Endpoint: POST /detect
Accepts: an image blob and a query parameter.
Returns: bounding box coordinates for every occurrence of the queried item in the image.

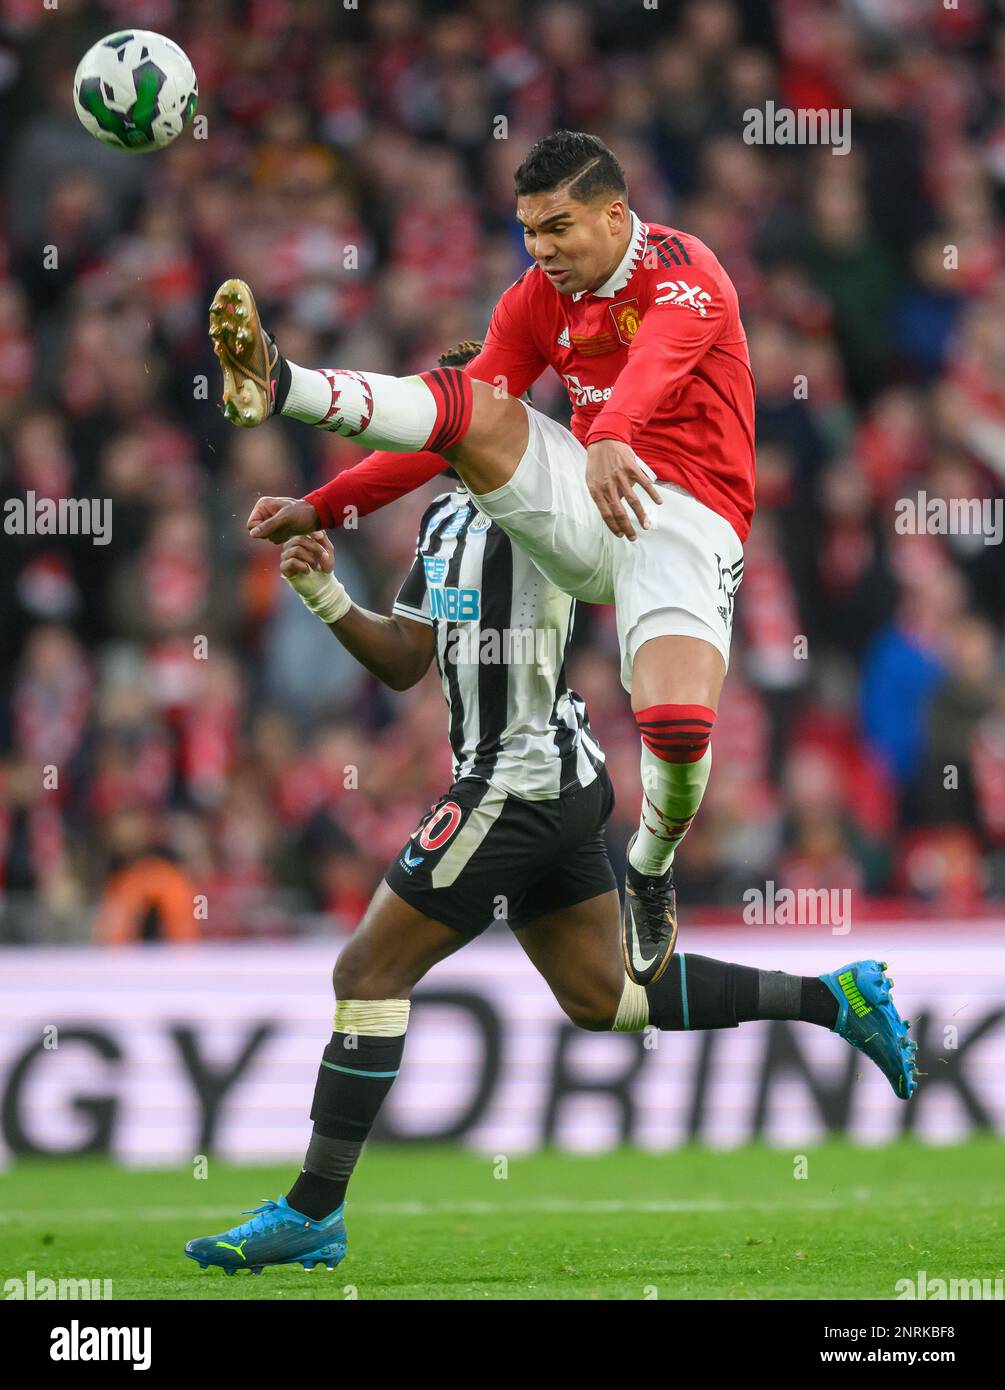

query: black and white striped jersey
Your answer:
[392,488,605,801]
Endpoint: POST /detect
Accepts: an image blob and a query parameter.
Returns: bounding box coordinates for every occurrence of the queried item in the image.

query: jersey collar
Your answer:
[572,210,648,302]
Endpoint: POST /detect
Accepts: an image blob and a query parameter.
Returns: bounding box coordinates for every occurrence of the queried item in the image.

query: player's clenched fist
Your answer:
[279,531,335,582]
[279,530,353,626]
[247,495,320,543]
[585,439,662,541]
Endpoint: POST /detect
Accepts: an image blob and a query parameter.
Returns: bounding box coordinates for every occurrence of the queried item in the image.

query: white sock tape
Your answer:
[334,999,411,1036]
[612,976,650,1032]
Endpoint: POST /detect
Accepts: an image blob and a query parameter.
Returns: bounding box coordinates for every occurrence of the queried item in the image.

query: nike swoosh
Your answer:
[627,900,658,972]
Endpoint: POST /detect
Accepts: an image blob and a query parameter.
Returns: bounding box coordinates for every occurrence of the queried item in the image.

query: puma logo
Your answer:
[215,1239,248,1261]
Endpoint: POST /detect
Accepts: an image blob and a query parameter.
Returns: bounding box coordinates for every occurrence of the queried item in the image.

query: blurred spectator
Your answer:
[93,809,201,944]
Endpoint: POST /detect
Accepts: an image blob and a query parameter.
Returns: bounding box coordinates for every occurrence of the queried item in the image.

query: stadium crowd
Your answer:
[1,0,1004,942]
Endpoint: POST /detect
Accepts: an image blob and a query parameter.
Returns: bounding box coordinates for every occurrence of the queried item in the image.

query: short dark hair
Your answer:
[438,340,483,369]
[514,131,628,203]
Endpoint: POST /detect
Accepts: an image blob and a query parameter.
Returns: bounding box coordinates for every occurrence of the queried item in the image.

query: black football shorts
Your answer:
[384,766,617,937]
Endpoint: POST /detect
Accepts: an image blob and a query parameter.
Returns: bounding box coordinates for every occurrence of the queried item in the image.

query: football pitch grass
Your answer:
[2,1139,1003,1300]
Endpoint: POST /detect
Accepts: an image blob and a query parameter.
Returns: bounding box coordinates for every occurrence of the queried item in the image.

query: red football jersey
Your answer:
[306,213,756,540]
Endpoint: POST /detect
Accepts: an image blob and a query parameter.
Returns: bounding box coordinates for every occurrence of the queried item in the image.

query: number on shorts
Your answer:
[418,801,463,851]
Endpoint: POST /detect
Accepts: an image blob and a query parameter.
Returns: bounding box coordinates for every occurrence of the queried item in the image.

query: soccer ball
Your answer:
[73,30,198,153]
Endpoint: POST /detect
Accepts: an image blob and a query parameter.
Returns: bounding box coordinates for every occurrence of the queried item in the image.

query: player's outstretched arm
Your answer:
[303,450,451,531]
[249,495,320,542]
[280,532,434,691]
[247,449,450,542]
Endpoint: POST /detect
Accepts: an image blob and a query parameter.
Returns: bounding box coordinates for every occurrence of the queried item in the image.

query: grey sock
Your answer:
[303,1132,364,1182]
[755,970,803,1020]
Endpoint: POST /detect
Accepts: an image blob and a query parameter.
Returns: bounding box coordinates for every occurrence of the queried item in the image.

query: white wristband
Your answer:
[283,566,353,625]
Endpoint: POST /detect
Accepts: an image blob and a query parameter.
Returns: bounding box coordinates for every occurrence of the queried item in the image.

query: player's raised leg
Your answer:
[184,887,463,1276]
[211,281,630,601]
[209,277,529,495]
[514,897,918,1099]
[505,794,918,1100]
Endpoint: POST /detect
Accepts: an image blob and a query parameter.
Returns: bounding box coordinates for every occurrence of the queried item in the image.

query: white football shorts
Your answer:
[471,402,744,692]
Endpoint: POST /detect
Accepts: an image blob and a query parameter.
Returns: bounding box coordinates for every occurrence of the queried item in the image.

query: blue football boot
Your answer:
[820,958,919,1099]
[185,1194,346,1275]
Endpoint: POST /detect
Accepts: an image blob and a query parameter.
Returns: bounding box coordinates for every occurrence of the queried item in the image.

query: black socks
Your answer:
[744,969,838,1028]
[287,1028,406,1220]
[646,953,742,1030]
[286,966,840,1223]
[796,977,840,1029]
[645,955,839,1031]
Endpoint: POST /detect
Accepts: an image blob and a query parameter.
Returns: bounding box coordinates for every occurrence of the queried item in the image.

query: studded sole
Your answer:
[208,278,271,427]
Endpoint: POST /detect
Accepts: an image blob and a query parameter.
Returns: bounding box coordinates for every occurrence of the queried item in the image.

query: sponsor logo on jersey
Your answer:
[469,512,492,533]
[423,555,448,584]
[556,325,571,348]
[610,297,641,344]
[423,547,481,621]
[655,279,712,317]
[429,586,481,621]
[562,373,613,407]
[398,843,425,875]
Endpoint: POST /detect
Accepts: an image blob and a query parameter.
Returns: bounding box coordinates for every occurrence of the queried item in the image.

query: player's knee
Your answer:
[332,942,381,1000]
[560,984,621,1032]
[567,1005,613,1032]
[331,948,358,999]
[444,381,528,486]
[564,1002,616,1032]
[332,940,413,1001]
[467,378,525,433]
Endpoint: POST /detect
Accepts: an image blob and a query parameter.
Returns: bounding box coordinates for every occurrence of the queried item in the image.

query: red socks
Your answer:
[635,704,716,763]
[420,367,474,454]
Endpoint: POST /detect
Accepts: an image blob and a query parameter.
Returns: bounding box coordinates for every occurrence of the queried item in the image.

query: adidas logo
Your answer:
[557,326,571,348]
